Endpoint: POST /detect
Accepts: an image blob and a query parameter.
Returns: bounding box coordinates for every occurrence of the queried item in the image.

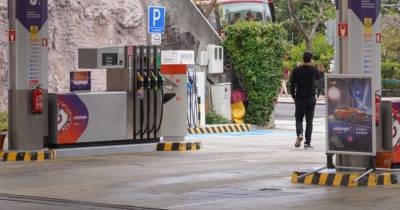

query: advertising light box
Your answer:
[326,75,376,156]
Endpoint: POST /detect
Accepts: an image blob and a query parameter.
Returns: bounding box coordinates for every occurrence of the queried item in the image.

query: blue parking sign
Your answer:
[148,6,165,33]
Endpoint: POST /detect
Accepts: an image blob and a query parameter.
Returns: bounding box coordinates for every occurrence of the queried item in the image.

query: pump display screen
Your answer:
[326,75,376,155]
[102,53,118,66]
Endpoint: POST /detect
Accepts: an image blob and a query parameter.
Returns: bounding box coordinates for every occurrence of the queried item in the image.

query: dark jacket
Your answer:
[290,64,320,99]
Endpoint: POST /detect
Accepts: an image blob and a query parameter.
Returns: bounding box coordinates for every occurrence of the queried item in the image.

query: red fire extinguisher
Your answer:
[31,85,43,114]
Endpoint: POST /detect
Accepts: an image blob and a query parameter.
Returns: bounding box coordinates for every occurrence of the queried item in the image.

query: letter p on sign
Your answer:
[148,6,165,34]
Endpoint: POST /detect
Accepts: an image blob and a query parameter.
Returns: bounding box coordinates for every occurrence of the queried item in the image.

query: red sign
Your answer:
[127,46,133,56]
[376,33,382,43]
[42,38,48,47]
[9,30,16,42]
[338,23,348,37]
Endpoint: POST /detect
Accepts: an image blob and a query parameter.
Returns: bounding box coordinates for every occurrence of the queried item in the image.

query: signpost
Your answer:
[148,6,165,46]
[148,6,165,33]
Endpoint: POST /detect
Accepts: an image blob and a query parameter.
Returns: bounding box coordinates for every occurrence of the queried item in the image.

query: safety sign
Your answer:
[9,30,16,42]
[364,18,373,38]
[376,33,382,43]
[151,33,162,46]
[338,23,348,37]
[148,6,165,33]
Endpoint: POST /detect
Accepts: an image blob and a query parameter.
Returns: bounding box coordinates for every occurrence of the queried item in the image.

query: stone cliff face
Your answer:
[0,0,221,111]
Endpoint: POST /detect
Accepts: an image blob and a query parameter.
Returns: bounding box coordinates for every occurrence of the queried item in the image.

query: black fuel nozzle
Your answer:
[143,72,151,89]
[150,72,158,90]
[157,73,165,88]
[136,72,145,99]
[136,72,144,89]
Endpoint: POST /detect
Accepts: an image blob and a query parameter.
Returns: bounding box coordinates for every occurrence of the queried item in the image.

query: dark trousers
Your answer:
[295,96,316,145]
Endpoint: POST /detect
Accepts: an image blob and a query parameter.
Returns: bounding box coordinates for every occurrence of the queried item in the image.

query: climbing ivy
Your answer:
[224,21,287,125]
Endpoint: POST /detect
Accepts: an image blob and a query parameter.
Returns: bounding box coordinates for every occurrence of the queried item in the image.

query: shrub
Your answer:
[206,111,230,125]
[288,33,334,70]
[223,22,287,125]
[382,61,400,80]
[0,112,7,132]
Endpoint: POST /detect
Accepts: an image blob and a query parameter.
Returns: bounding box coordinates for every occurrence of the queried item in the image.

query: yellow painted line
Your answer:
[188,128,194,134]
[304,174,314,185]
[291,173,298,183]
[51,150,56,159]
[368,174,378,187]
[164,143,173,151]
[37,151,45,161]
[179,143,186,151]
[318,173,328,186]
[7,152,17,161]
[384,174,392,186]
[231,125,238,132]
[23,152,31,161]
[333,174,343,187]
[348,173,360,187]
[196,128,202,134]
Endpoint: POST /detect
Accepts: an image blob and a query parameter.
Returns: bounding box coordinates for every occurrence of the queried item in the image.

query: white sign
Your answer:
[151,33,162,46]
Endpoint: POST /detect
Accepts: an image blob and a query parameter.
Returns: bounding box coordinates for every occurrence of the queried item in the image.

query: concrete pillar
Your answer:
[8,0,49,150]
[335,0,382,168]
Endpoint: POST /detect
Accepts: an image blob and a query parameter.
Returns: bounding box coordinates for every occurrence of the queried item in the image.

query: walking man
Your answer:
[290,52,320,149]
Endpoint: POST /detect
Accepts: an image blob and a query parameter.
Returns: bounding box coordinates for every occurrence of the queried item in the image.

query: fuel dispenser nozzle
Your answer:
[136,72,145,99]
[157,73,165,88]
[150,72,158,90]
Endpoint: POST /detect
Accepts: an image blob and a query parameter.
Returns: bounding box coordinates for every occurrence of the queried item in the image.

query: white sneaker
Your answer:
[295,135,303,148]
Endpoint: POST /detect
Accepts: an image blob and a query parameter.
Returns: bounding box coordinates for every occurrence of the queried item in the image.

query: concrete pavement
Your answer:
[0,103,398,209]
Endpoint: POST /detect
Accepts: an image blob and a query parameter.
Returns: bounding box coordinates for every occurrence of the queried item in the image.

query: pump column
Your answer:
[335,0,382,167]
[8,0,49,150]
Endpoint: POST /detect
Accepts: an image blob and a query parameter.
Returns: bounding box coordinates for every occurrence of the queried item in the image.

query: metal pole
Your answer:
[8,0,16,146]
[297,166,327,180]
[353,168,374,183]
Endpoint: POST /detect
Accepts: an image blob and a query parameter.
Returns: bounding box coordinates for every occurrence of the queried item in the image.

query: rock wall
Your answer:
[0,0,221,111]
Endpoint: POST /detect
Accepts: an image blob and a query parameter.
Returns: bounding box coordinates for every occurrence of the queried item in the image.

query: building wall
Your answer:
[0,0,221,111]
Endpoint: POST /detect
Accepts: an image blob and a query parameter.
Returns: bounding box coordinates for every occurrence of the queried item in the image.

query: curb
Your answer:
[188,124,251,134]
[291,171,398,187]
[278,101,325,105]
[1,150,56,162]
[157,142,202,151]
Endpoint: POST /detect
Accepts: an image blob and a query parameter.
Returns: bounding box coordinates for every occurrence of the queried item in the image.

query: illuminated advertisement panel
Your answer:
[326,74,376,155]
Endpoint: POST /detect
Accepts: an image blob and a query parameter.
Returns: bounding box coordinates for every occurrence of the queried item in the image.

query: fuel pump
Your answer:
[135,46,145,140]
[61,45,166,147]
[187,65,200,128]
[133,46,165,141]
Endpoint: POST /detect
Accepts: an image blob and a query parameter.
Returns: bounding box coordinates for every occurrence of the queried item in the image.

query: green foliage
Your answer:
[223,21,287,125]
[274,0,336,44]
[382,62,400,80]
[288,33,334,69]
[382,0,400,15]
[382,25,400,62]
[0,112,7,132]
[206,111,230,125]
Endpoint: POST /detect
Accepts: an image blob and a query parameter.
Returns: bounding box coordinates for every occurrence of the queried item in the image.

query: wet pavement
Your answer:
[0,103,398,210]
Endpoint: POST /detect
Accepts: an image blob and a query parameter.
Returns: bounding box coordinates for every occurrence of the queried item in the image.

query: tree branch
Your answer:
[287,0,309,40]
[310,0,325,39]
[205,0,218,18]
